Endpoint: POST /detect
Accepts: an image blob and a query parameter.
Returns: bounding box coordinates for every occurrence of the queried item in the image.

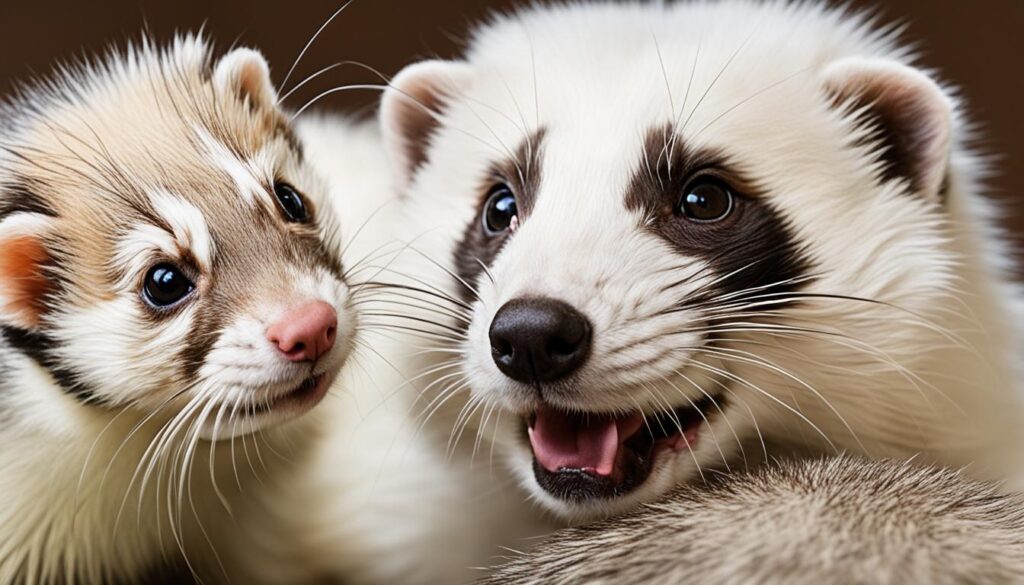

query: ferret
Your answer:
[380,0,1024,524]
[480,456,1024,585]
[233,114,552,585]
[0,37,356,583]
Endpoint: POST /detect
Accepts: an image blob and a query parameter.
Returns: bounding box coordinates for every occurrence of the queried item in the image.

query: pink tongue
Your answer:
[528,405,645,477]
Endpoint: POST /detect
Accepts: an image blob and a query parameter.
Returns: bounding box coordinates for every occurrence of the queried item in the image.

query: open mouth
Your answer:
[525,393,721,502]
[251,374,329,416]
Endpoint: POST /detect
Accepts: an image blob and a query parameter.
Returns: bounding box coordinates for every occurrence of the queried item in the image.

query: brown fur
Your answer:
[482,457,1024,585]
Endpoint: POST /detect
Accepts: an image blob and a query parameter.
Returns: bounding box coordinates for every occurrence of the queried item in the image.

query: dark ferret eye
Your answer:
[274,182,309,223]
[678,178,734,222]
[482,183,518,235]
[143,263,195,307]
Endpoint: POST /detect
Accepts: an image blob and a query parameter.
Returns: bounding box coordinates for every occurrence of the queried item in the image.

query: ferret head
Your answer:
[0,38,354,439]
[384,3,959,519]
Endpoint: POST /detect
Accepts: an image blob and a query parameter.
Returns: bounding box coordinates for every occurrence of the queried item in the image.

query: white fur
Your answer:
[389,1,1024,522]
[193,125,266,206]
[211,114,550,584]
[0,40,355,583]
[149,191,216,271]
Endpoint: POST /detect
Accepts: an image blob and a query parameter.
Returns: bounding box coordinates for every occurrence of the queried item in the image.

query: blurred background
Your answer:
[2,1,1021,263]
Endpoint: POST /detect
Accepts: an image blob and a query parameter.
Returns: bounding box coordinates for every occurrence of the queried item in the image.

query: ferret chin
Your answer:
[0,37,355,583]
[381,1,1024,522]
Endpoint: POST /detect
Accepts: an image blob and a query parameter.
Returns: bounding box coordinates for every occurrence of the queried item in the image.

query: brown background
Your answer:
[2,0,1021,264]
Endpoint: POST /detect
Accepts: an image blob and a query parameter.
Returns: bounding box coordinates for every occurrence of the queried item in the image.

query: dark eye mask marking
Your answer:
[452,128,546,306]
[625,125,812,306]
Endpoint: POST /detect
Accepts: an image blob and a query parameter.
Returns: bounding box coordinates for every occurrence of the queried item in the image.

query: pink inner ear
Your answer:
[0,235,49,327]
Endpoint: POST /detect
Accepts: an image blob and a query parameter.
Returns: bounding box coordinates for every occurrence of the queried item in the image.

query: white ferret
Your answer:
[0,38,359,583]
[229,115,544,585]
[380,0,1024,524]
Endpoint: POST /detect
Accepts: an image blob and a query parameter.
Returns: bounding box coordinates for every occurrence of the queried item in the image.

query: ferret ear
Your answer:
[381,60,474,188]
[0,213,53,330]
[214,48,278,111]
[822,57,953,200]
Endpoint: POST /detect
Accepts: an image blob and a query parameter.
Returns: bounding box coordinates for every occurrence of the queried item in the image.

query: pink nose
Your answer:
[266,301,338,362]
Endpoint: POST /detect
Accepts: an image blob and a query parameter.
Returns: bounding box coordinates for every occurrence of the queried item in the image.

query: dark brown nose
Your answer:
[266,301,338,362]
[489,297,592,383]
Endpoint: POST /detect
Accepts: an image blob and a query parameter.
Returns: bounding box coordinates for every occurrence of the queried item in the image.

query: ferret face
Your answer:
[384,3,958,519]
[0,39,354,439]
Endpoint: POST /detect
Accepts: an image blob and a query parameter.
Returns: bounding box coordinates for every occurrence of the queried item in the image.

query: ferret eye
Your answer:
[143,264,195,307]
[274,182,309,223]
[482,183,518,235]
[678,178,733,222]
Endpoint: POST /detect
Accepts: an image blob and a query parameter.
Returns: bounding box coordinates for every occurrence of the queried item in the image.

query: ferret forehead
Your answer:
[447,1,920,214]
[464,1,906,123]
[7,40,291,177]
[470,1,899,65]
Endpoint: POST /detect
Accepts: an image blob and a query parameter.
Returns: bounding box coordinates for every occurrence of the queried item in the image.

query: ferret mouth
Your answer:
[525,393,721,502]
[200,371,338,441]
[250,374,329,417]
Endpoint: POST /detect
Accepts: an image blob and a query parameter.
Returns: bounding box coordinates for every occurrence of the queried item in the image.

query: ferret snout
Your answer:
[488,297,592,383]
[266,300,338,363]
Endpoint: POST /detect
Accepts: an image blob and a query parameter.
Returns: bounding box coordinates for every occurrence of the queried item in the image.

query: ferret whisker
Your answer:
[351,290,472,324]
[98,385,196,500]
[413,369,472,419]
[279,0,356,93]
[650,32,678,180]
[685,321,954,406]
[238,407,262,484]
[206,392,234,516]
[179,398,231,584]
[687,358,838,453]
[642,381,716,475]
[75,397,157,525]
[666,38,701,164]
[342,223,431,285]
[693,345,868,454]
[355,279,474,312]
[280,57,394,106]
[707,334,940,418]
[412,378,473,439]
[472,401,498,469]
[460,95,529,188]
[360,321,467,343]
[690,65,814,143]
[659,372,741,467]
[406,246,487,306]
[446,393,482,462]
[290,83,389,120]
[474,256,498,287]
[359,310,468,335]
[395,378,473,465]
[496,72,534,158]
[355,270,475,307]
[114,391,201,541]
[678,23,760,135]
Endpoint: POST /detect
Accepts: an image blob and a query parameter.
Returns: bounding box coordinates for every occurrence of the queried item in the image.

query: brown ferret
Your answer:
[0,36,356,583]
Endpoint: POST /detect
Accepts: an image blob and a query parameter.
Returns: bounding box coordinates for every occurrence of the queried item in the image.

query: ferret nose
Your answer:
[266,301,338,363]
[489,297,592,383]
